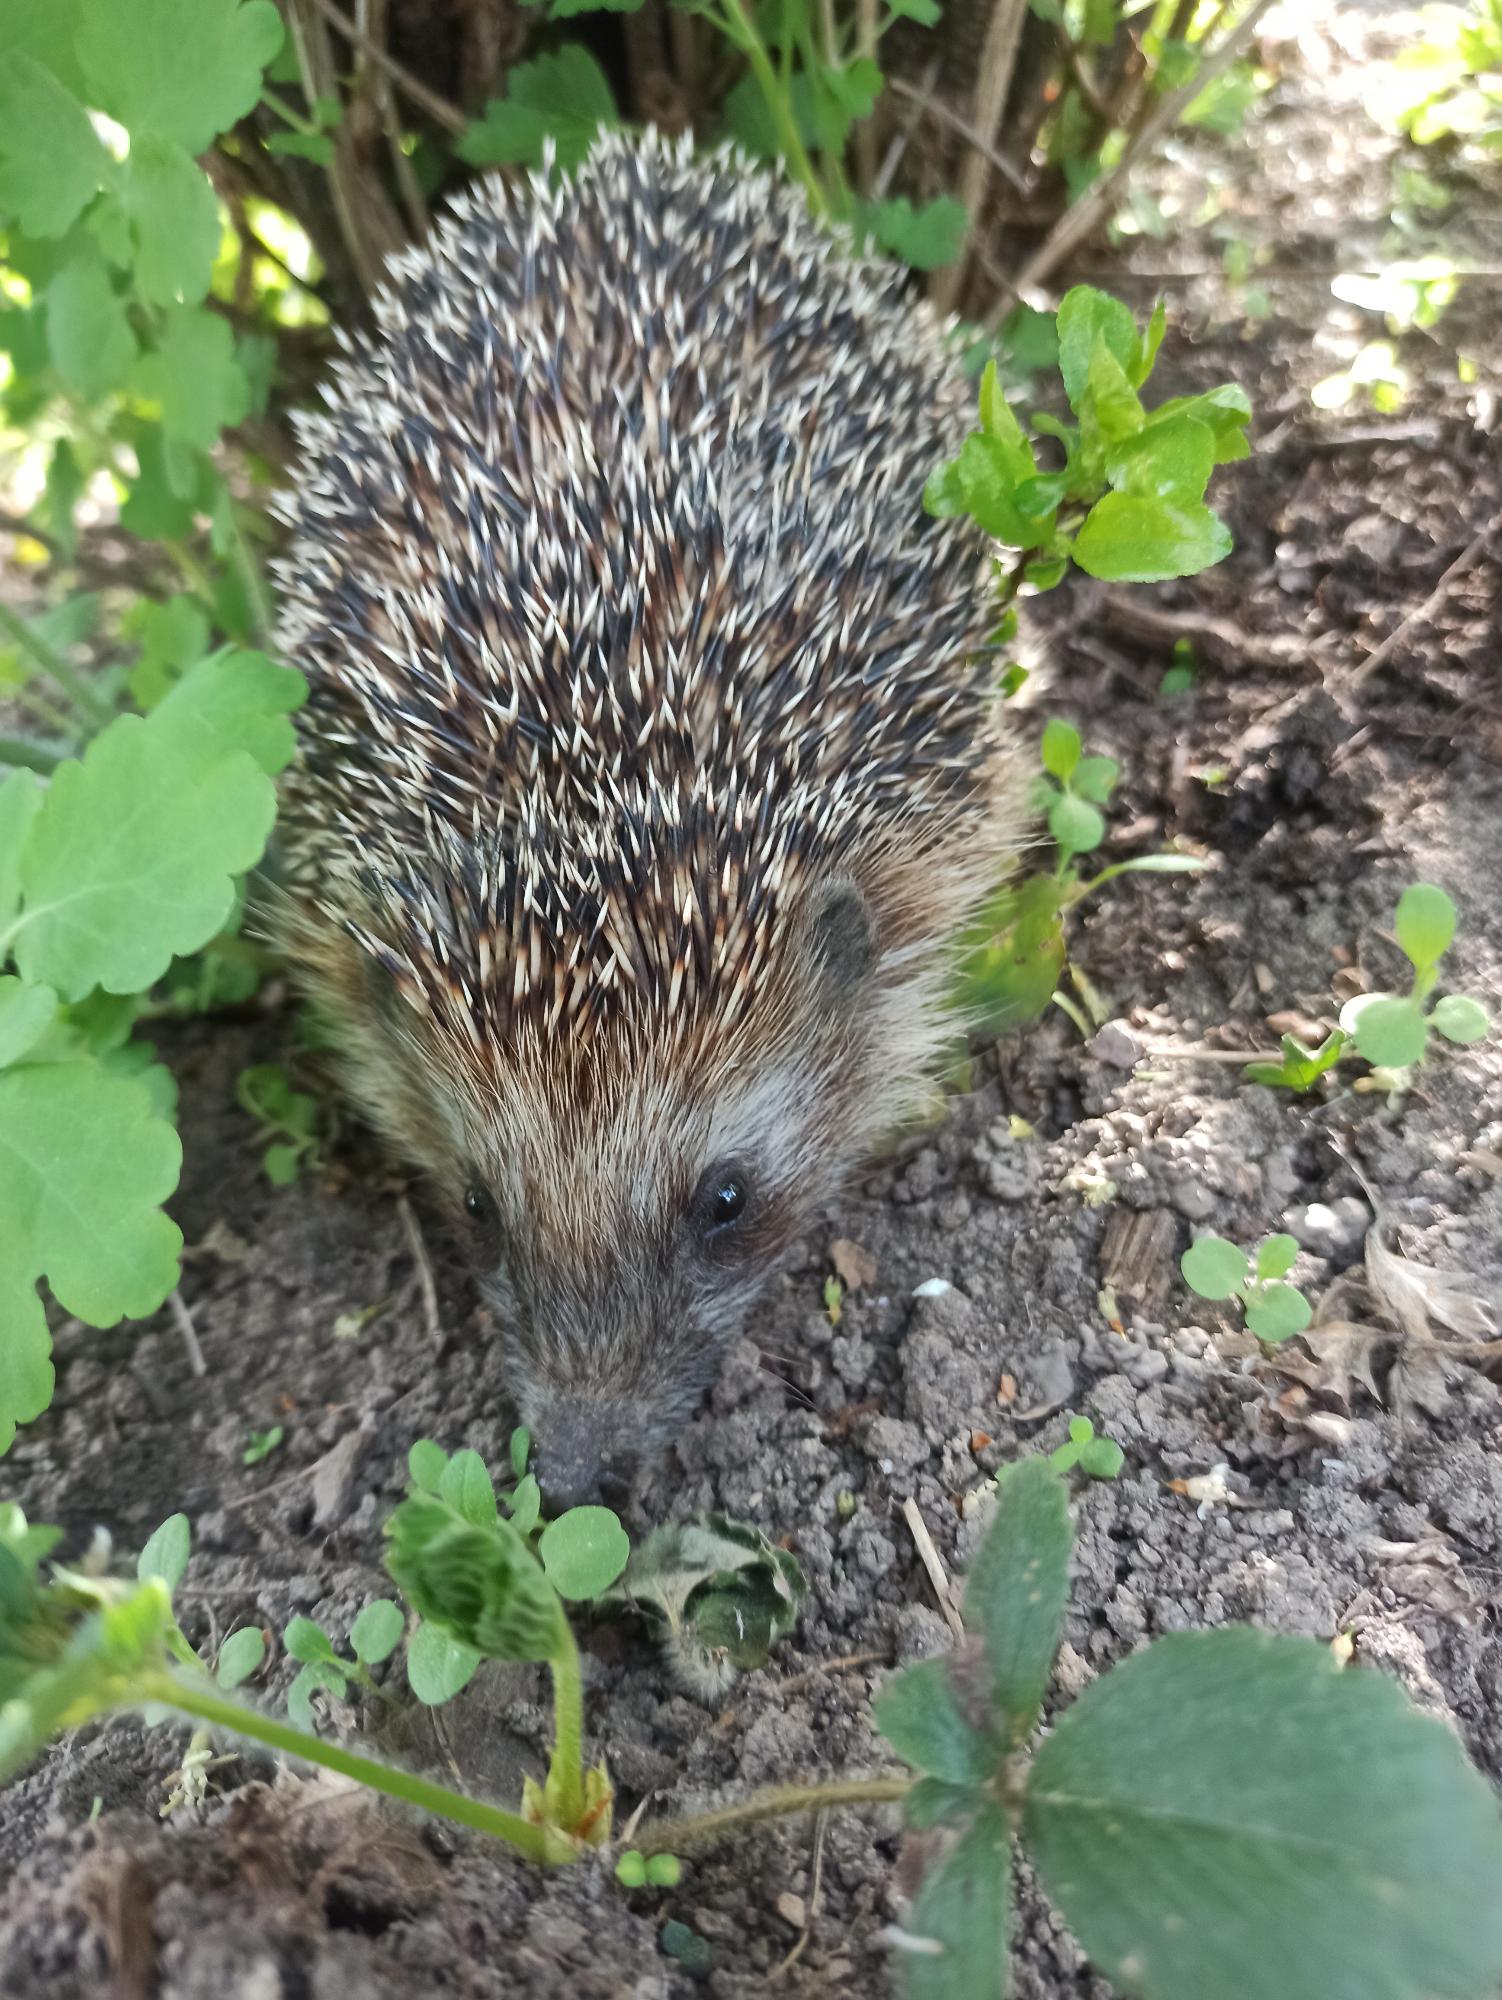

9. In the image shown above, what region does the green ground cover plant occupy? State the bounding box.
[8,1452,1502,2000]
[1240,885,1491,1096]
[1180,1229,1312,1340]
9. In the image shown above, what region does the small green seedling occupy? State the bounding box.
[136,1511,266,1691]
[1181,1232,1312,1342]
[242,1424,284,1466]
[956,718,1205,1033]
[1244,1029,1348,1093]
[1339,885,1491,1073]
[235,1062,321,1186]
[615,1848,684,1888]
[283,1600,404,1727]
[1047,1415,1124,1481]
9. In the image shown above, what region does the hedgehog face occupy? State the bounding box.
[411,877,932,1506]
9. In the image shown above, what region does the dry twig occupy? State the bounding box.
[901,1495,964,1639]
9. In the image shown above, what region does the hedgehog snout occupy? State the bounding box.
[529,1406,637,1511]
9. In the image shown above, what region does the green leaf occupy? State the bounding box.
[1393,882,1456,972]
[1074,493,1233,581]
[405,1618,482,1705]
[1245,1282,1311,1342]
[12,700,281,1003]
[1132,297,1167,385]
[436,1447,499,1525]
[122,137,222,307]
[1342,992,1429,1069]
[0,55,111,238]
[1048,792,1105,857]
[137,1512,191,1592]
[547,0,645,16]
[1078,1435,1124,1480]
[76,0,284,156]
[284,1616,341,1665]
[886,0,942,21]
[0,1278,53,1455]
[1040,718,1081,781]
[46,252,138,401]
[124,596,212,710]
[0,771,41,934]
[965,1457,1071,1748]
[150,650,305,776]
[0,1060,182,1330]
[616,1849,649,1887]
[0,978,58,1069]
[954,871,1068,1035]
[1110,413,1215,502]
[508,1473,541,1537]
[873,1657,998,1785]
[897,1801,1011,2000]
[217,1625,265,1688]
[263,1142,301,1185]
[1180,1235,1249,1301]
[503,1428,529,1484]
[1056,286,1138,411]
[1244,1030,1347,1093]
[407,1440,448,1494]
[119,427,197,541]
[287,1658,346,1728]
[1151,384,1252,464]
[456,49,618,174]
[1084,335,1145,443]
[1069,754,1118,805]
[384,1496,567,1662]
[867,195,968,271]
[539,1505,631,1600]
[264,130,335,164]
[349,1598,404,1665]
[1432,993,1490,1044]
[602,1514,805,1671]
[1254,1233,1299,1281]
[134,307,251,449]
[1024,1627,1502,2000]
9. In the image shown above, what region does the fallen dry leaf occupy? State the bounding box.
[829,1238,877,1292]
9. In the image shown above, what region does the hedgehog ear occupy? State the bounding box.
[804,876,876,1004]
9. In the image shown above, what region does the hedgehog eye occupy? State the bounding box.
[692,1163,751,1244]
[463,1183,500,1249]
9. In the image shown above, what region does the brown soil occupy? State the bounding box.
[3,2,1500,1994]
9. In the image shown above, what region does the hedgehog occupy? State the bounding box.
[272,129,1027,1507]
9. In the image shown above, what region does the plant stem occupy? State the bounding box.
[715,0,826,214]
[0,734,65,775]
[545,1629,586,1828]
[150,1674,554,1862]
[0,602,113,731]
[228,504,275,644]
[261,84,323,136]
[635,1776,912,1854]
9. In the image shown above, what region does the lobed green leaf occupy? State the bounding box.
[873,1656,998,1787]
[897,1801,1011,2000]
[1024,1627,1502,2000]
[964,1456,1072,1748]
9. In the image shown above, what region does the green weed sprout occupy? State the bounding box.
[1340,884,1491,1073]
[1181,1231,1312,1341]
[1243,885,1488,1093]
[1047,1414,1124,1481]
[956,716,1205,1032]
[11,1466,1502,1998]
[1244,1028,1348,1093]
[929,288,1238,1035]
[283,1602,404,1727]
[235,1063,321,1185]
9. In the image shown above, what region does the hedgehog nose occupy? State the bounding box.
[534,1425,635,1513]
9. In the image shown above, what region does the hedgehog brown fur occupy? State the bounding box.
[272,129,1027,1503]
